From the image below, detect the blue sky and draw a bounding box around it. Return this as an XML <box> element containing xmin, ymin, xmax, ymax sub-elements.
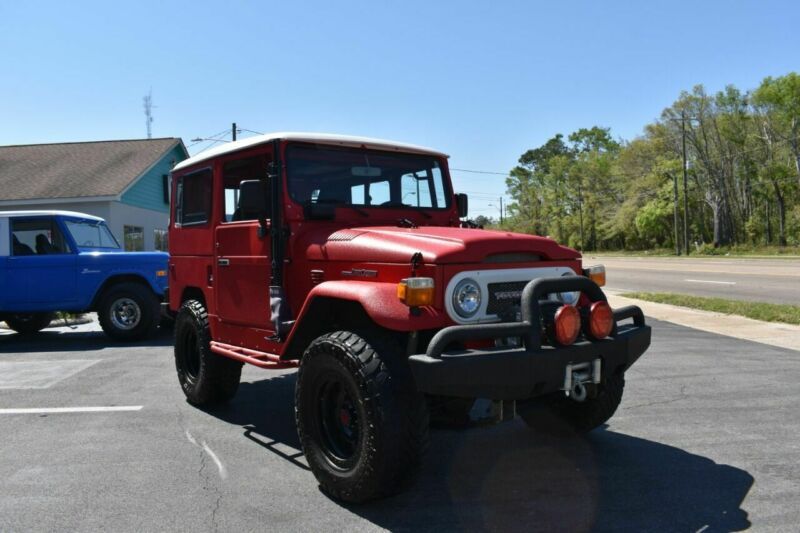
<box><xmin>1</xmin><ymin>1</ymin><xmax>798</xmax><ymax>217</ymax></box>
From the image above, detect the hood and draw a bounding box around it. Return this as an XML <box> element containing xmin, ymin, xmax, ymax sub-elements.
<box><xmin>303</xmin><ymin>226</ymin><xmax>580</xmax><ymax>264</ymax></box>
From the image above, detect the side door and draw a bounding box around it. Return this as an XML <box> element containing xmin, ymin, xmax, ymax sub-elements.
<box><xmin>214</xmin><ymin>152</ymin><xmax>273</xmax><ymax>331</ymax></box>
<box><xmin>6</xmin><ymin>216</ymin><xmax>78</xmax><ymax>308</ymax></box>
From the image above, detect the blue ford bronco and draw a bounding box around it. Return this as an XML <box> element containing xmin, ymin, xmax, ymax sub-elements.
<box><xmin>0</xmin><ymin>210</ymin><xmax>168</xmax><ymax>341</ymax></box>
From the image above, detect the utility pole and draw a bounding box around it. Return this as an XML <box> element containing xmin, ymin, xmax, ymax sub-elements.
<box><xmin>143</xmin><ymin>90</ymin><xmax>154</xmax><ymax>139</ymax></box>
<box><xmin>681</xmin><ymin>112</ymin><xmax>690</xmax><ymax>255</ymax></box>
<box><xmin>499</xmin><ymin>197</ymin><xmax>504</xmax><ymax>224</ymax></box>
<box><xmin>232</xmin><ymin>122</ymin><xmax>237</xmax><ymax>142</ymax></box>
<box><xmin>672</xmin><ymin>172</ymin><xmax>680</xmax><ymax>255</ymax></box>
<box><xmin>577</xmin><ymin>182</ymin><xmax>585</xmax><ymax>251</ymax></box>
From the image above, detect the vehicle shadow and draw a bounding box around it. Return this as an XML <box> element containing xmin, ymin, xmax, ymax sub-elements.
<box><xmin>203</xmin><ymin>374</ymin><xmax>754</xmax><ymax>532</ymax></box>
<box><xmin>0</xmin><ymin>327</ymin><xmax>174</xmax><ymax>353</ymax></box>
<box><xmin>202</xmin><ymin>372</ymin><xmax>307</xmax><ymax>469</ymax></box>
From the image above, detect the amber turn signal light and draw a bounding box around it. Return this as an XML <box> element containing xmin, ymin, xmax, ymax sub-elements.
<box><xmin>553</xmin><ymin>304</ymin><xmax>581</xmax><ymax>346</ymax></box>
<box><xmin>588</xmin><ymin>301</ymin><xmax>614</xmax><ymax>340</ymax></box>
<box><xmin>397</xmin><ymin>277</ymin><xmax>435</xmax><ymax>307</ymax></box>
<box><xmin>584</xmin><ymin>264</ymin><xmax>606</xmax><ymax>287</ymax></box>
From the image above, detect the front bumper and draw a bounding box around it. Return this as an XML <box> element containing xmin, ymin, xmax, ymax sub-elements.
<box><xmin>408</xmin><ymin>277</ymin><xmax>651</xmax><ymax>400</ymax></box>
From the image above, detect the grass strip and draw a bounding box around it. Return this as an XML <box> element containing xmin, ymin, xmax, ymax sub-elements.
<box><xmin>622</xmin><ymin>292</ymin><xmax>800</xmax><ymax>326</ymax></box>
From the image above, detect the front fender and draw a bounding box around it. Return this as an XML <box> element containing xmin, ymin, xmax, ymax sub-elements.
<box><xmin>296</xmin><ymin>280</ymin><xmax>449</xmax><ymax>332</ymax></box>
<box><xmin>78</xmin><ymin>253</ymin><xmax>168</xmax><ymax>308</ymax></box>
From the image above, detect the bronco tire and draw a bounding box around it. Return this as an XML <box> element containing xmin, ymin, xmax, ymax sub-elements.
<box><xmin>518</xmin><ymin>373</ymin><xmax>625</xmax><ymax>435</ymax></box>
<box><xmin>174</xmin><ymin>299</ymin><xmax>242</xmax><ymax>406</ymax></box>
<box><xmin>97</xmin><ymin>282</ymin><xmax>159</xmax><ymax>341</ymax></box>
<box><xmin>4</xmin><ymin>312</ymin><xmax>54</xmax><ymax>335</ymax></box>
<box><xmin>295</xmin><ymin>330</ymin><xmax>429</xmax><ymax>503</ymax></box>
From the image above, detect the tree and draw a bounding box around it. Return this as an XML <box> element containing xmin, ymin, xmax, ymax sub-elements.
<box><xmin>753</xmin><ymin>73</ymin><xmax>800</xmax><ymax>186</ymax></box>
<box><xmin>504</xmin><ymin>73</ymin><xmax>800</xmax><ymax>251</ymax></box>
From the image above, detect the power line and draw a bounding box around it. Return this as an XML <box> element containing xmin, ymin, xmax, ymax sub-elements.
<box><xmin>187</xmin><ymin>128</ymin><xmax>231</xmax><ymax>148</ymax></box>
<box><xmin>451</xmin><ymin>167</ymin><xmax>509</xmax><ymax>176</ymax></box>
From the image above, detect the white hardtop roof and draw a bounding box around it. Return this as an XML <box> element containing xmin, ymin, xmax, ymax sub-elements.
<box><xmin>0</xmin><ymin>210</ymin><xmax>105</xmax><ymax>222</ymax></box>
<box><xmin>173</xmin><ymin>132</ymin><xmax>449</xmax><ymax>172</ymax></box>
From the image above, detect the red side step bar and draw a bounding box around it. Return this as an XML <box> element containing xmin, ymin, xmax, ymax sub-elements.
<box><xmin>210</xmin><ymin>341</ymin><xmax>299</xmax><ymax>369</ymax></box>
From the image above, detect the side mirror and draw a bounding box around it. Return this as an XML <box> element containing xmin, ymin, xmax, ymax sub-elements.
<box><xmin>455</xmin><ymin>193</ymin><xmax>468</xmax><ymax>218</ymax></box>
<box><xmin>239</xmin><ymin>180</ymin><xmax>268</xmax><ymax>218</ymax></box>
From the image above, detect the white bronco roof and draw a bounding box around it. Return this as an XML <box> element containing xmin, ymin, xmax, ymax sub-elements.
<box><xmin>0</xmin><ymin>210</ymin><xmax>105</xmax><ymax>222</ymax></box>
<box><xmin>173</xmin><ymin>132</ymin><xmax>449</xmax><ymax>172</ymax></box>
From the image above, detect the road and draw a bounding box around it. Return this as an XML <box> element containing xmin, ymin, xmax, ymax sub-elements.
<box><xmin>1</xmin><ymin>320</ymin><xmax>799</xmax><ymax>532</ymax></box>
<box><xmin>586</xmin><ymin>255</ymin><xmax>800</xmax><ymax>305</ymax></box>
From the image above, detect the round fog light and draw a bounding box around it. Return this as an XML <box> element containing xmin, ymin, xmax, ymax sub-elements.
<box><xmin>553</xmin><ymin>305</ymin><xmax>581</xmax><ymax>346</ymax></box>
<box><xmin>588</xmin><ymin>301</ymin><xmax>614</xmax><ymax>340</ymax></box>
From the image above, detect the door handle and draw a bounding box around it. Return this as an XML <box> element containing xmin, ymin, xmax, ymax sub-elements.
<box><xmin>217</xmin><ymin>258</ymin><xmax>230</xmax><ymax>267</ymax></box>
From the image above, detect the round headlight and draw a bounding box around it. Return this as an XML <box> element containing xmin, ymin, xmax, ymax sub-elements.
<box><xmin>452</xmin><ymin>278</ymin><xmax>482</xmax><ymax>318</ymax></box>
<box><xmin>553</xmin><ymin>272</ymin><xmax>580</xmax><ymax>306</ymax></box>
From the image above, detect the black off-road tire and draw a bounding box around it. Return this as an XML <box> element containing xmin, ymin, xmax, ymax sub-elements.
<box><xmin>174</xmin><ymin>299</ymin><xmax>242</xmax><ymax>406</ymax></box>
<box><xmin>518</xmin><ymin>374</ymin><xmax>625</xmax><ymax>435</ymax></box>
<box><xmin>4</xmin><ymin>312</ymin><xmax>54</xmax><ymax>335</ymax></box>
<box><xmin>295</xmin><ymin>330</ymin><xmax>430</xmax><ymax>503</ymax></box>
<box><xmin>97</xmin><ymin>282</ymin><xmax>159</xmax><ymax>342</ymax></box>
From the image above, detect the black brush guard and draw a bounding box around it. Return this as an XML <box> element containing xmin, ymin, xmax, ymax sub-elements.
<box><xmin>408</xmin><ymin>276</ymin><xmax>651</xmax><ymax>400</ymax></box>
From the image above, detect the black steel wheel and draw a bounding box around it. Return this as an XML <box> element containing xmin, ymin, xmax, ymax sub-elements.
<box><xmin>174</xmin><ymin>299</ymin><xmax>242</xmax><ymax>406</ymax></box>
<box><xmin>296</xmin><ymin>330</ymin><xmax>429</xmax><ymax>503</ymax></box>
<box><xmin>316</xmin><ymin>373</ymin><xmax>361</xmax><ymax>466</ymax></box>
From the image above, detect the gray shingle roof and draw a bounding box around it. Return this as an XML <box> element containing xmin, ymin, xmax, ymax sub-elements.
<box><xmin>0</xmin><ymin>138</ymin><xmax>182</xmax><ymax>201</ymax></box>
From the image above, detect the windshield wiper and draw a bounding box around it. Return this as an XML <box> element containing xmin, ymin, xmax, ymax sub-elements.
<box><xmin>314</xmin><ymin>199</ymin><xmax>368</xmax><ymax>217</ymax></box>
<box><xmin>381</xmin><ymin>202</ymin><xmax>432</xmax><ymax>219</ymax></box>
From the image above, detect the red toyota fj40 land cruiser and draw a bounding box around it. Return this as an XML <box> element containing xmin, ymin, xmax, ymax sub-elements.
<box><xmin>168</xmin><ymin>133</ymin><xmax>650</xmax><ymax>502</ymax></box>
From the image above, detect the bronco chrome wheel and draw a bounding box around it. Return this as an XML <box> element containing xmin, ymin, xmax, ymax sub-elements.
<box><xmin>109</xmin><ymin>297</ymin><xmax>141</xmax><ymax>330</ymax></box>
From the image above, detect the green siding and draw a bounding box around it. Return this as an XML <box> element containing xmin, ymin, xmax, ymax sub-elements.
<box><xmin>121</xmin><ymin>144</ymin><xmax>187</xmax><ymax>213</ymax></box>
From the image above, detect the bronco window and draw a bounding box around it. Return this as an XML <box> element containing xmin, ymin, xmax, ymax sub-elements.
<box><xmin>64</xmin><ymin>219</ymin><xmax>120</xmax><ymax>249</ymax></box>
<box><xmin>286</xmin><ymin>144</ymin><xmax>451</xmax><ymax>210</ymax></box>
<box><xmin>11</xmin><ymin>218</ymin><xmax>70</xmax><ymax>255</ymax></box>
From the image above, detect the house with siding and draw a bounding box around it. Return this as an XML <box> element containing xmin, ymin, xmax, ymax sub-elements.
<box><xmin>0</xmin><ymin>138</ymin><xmax>188</xmax><ymax>250</ymax></box>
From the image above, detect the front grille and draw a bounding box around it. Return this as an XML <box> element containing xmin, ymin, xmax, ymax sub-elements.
<box><xmin>486</xmin><ymin>281</ymin><xmax>527</xmax><ymax>317</ymax></box>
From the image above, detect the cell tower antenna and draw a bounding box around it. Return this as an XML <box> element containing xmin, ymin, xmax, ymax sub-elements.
<box><xmin>143</xmin><ymin>89</ymin><xmax>155</xmax><ymax>139</ymax></box>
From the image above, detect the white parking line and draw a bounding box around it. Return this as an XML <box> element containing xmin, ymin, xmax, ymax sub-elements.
<box><xmin>0</xmin><ymin>406</ymin><xmax>143</xmax><ymax>415</ymax></box>
<box><xmin>684</xmin><ymin>279</ymin><xmax>736</xmax><ymax>285</ymax></box>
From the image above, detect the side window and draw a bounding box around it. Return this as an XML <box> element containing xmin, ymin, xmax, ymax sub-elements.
<box><xmin>222</xmin><ymin>154</ymin><xmax>271</xmax><ymax>222</ymax></box>
<box><xmin>124</xmin><ymin>225</ymin><xmax>145</xmax><ymax>251</ymax></box>
<box><xmin>431</xmin><ymin>164</ymin><xmax>447</xmax><ymax>208</ymax></box>
<box><xmin>11</xmin><ymin>218</ymin><xmax>70</xmax><ymax>255</ymax></box>
<box><xmin>366</xmin><ymin>181</ymin><xmax>390</xmax><ymax>205</ymax></box>
<box><xmin>351</xmin><ymin>184</ymin><xmax>365</xmax><ymax>204</ymax></box>
<box><xmin>401</xmin><ymin>172</ymin><xmax>433</xmax><ymax>207</ymax></box>
<box><xmin>399</xmin><ymin>166</ymin><xmax>446</xmax><ymax>208</ymax></box>
<box><xmin>177</xmin><ymin>169</ymin><xmax>212</xmax><ymax>225</ymax></box>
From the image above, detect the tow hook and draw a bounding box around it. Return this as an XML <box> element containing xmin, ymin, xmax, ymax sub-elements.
<box><xmin>563</xmin><ymin>359</ymin><xmax>602</xmax><ymax>402</ymax></box>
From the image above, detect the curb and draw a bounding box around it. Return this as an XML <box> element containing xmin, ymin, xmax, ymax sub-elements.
<box><xmin>606</xmin><ymin>291</ymin><xmax>800</xmax><ymax>353</ymax></box>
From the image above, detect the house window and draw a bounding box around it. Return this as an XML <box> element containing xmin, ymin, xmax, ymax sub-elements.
<box><xmin>154</xmin><ymin>229</ymin><xmax>168</xmax><ymax>251</ymax></box>
<box><xmin>176</xmin><ymin>168</ymin><xmax>212</xmax><ymax>225</ymax></box>
<box><xmin>124</xmin><ymin>225</ymin><xmax>145</xmax><ymax>251</ymax></box>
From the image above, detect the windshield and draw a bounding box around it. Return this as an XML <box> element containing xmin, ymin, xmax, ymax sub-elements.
<box><xmin>286</xmin><ymin>144</ymin><xmax>451</xmax><ymax>210</ymax></box>
<box><xmin>64</xmin><ymin>219</ymin><xmax>120</xmax><ymax>249</ymax></box>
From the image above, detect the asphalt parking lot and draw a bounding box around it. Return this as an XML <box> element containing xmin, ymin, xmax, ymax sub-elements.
<box><xmin>1</xmin><ymin>318</ymin><xmax>798</xmax><ymax>532</ymax></box>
